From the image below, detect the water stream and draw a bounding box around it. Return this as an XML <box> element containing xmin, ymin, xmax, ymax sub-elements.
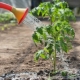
<box><xmin>22</xmin><ymin>13</ymin><xmax>44</xmax><ymax>30</ymax></box>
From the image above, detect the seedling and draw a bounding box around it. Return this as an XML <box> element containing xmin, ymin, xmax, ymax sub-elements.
<box><xmin>30</xmin><ymin>0</ymin><xmax>75</xmax><ymax>72</ymax></box>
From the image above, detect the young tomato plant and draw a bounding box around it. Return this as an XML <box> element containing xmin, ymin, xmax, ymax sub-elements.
<box><xmin>30</xmin><ymin>0</ymin><xmax>75</xmax><ymax>72</ymax></box>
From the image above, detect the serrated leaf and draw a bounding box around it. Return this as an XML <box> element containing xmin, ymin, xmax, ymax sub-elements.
<box><xmin>32</xmin><ymin>32</ymin><xmax>40</xmax><ymax>43</ymax></box>
<box><xmin>43</xmin><ymin>32</ymin><xmax>47</xmax><ymax>40</ymax></box>
<box><xmin>55</xmin><ymin>42</ymin><xmax>60</xmax><ymax>53</ymax></box>
<box><xmin>34</xmin><ymin>50</ymin><xmax>49</xmax><ymax>60</ymax></box>
<box><xmin>44</xmin><ymin>47</ymin><xmax>49</xmax><ymax>53</ymax></box>
<box><xmin>34</xmin><ymin>50</ymin><xmax>44</xmax><ymax>60</ymax></box>
<box><xmin>46</xmin><ymin>25</ymin><xmax>52</xmax><ymax>34</ymax></box>
<box><xmin>60</xmin><ymin>41</ymin><xmax>68</xmax><ymax>53</ymax></box>
<box><xmin>36</xmin><ymin>27</ymin><xmax>43</xmax><ymax>35</ymax></box>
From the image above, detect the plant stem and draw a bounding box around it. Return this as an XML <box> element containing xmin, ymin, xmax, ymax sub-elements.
<box><xmin>52</xmin><ymin>44</ymin><xmax>56</xmax><ymax>72</ymax></box>
<box><xmin>53</xmin><ymin>47</ymin><xmax>56</xmax><ymax>71</ymax></box>
<box><xmin>50</xmin><ymin>16</ymin><xmax>53</xmax><ymax>25</ymax></box>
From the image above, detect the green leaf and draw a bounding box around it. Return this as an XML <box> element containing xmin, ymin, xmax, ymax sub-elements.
<box><xmin>40</xmin><ymin>53</ymin><xmax>46</xmax><ymax>59</ymax></box>
<box><xmin>61</xmin><ymin>71</ymin><xmax>68</xmax><ymax>77</ymax></box>
<box><xmin>46</xmin><ymin>25</ymin><xmax>52</xmax><ymax>34</ymax></box>
<box><xmin>34</xmin><ymin>50</ymin><xmax>49</xmax><ymax>60</ymax></box>
<box><xmin>32</xmin><ymin>32</ymin><xmax>40</xmax><ymax>43</ymax></box>
<box><xmin>36</xmin><ymin>27</ymin><xmax>43</xmax><ymax>35</ymax></box>
<box><xmin>70</xmin><ymin>28</ymin><xmax>75</xmax><ymax>38</ymax></box>
<box><xmin>34</xmin><ymin>50</ymin><xmax>44</xmax><ymax>60</ymax></box>
<box><xmin>64</xmin><ymin>35</ymin><xmax>70</xmax><ymax>42</ymax></box>
<box><xmin>44</xmin><ymin>47</ymin><xmax>49</xmax><ymax>53</ymax></box>
<box><xmin>36</xmin><ymin>27</ymin><xmax>47</xmax><ymax>40</ymax></box>
<box><xmin>55</xmin><ymin>42</ymin><xmax>60</xmax><ymax>53</ymax></box>
<box><xmin>43</xmin><ymin>32</ymin><xmax>47</xmax><ymax>40</ymax></box>
<box><xmin>46</xmin><ymin>43</ymin><xmax>54</xmax><ymax>55</ymax></box>
<box><xmin>60</xmin><ymin>40</ymin><xmax>68</xmax><ymax>53</ymax></box>
<box><xmin>40</xmin><ymin>52</ymin><xmax>49</xmax><ymax>59</ymax></box>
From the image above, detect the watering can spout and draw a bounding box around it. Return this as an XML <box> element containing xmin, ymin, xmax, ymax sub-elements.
<box><xmin>0</xmin><ymin>2</ymin><xmax>29</xmax><ymax>24</ymax></box>
<box><xmin>11</xmin><ymin>8</ymin><xmax>28</xmax><ymax>24</ymax></box>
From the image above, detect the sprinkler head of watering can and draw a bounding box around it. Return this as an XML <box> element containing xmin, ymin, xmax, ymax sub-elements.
<box><xmin>11</xmin><ymin>7</ymin><xmax>28</xmax><ymax>24</ymax></box>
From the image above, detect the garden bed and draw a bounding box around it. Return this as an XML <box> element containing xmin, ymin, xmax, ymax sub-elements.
<box><xmin>0</xmin><ymin>20</ymin><xmax>80</xmax><ymax>80</ymax></box>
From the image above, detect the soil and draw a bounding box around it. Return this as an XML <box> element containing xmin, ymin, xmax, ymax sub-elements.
<box><xmin>0</xmin><ymin>19</ymin><xmax>80</xmax><ymax>80</ymax></box>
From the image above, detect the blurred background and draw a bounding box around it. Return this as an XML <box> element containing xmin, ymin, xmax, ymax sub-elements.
<box><xmin>0</xmin><ymin>0</ymin><xmax>80</xmax><ymax>15</ymax></box>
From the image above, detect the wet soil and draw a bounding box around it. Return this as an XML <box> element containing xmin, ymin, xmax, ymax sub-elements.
<box><xmin>0</xmin><ymin>20</ymin><xmax>80</xmax><ymax>80</ymax></box>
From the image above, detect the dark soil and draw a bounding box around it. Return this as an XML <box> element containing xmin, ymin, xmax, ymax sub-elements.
<box><xmin>0</xmin><ymin>20</ymin><xmax>80</xmax><ymax>80</ymax></box>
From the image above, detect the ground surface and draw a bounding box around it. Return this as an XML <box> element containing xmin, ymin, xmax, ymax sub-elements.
<box><xmin>0</xmin><ymin>23</ymin><xmax>34</xmax><ymax>75</ymax></box>
<box><xmin>0</xmin><ymin>20</ymin><xmax>80</xmax><ymax>79</ymax></box>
